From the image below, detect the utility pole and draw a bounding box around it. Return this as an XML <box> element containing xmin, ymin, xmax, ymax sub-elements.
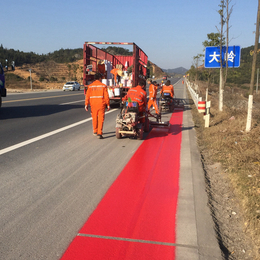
<box><xmin>218</xmin><ymin>1</ymin><xmax>225</xmax><ymax>112</ymax></box>
<box><xmin>246</xmin><ymin>0</ymin><xmax>260</xmax><ymax>132</ymax></box>
<box><xmin>256</xmin><ymin>68</ymin><xmax>259</xmax><ymax>94</ymax></box>
<box><xmin>29</xmin><ymin>69</ymin><xmax>32</xmax><ymax>90</ymax></box>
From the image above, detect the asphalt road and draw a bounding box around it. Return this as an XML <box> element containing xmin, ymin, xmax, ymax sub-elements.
<box><xmin>0</xmin><ymin>80</ymin><xmax>181</xmax><ymax>259</ymax></box>
<box><xmin>0</xmin><ymin>78</ymin><xmax>221</xmax><ymax>260</ymax></box>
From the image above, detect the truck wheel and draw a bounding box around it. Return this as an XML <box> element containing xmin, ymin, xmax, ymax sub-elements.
<box><xmin>137</xmin><ymin>126</ymin><xmax>143</xmax><ymax>140</ymax></box>
<box><xmin>116</xmin><ymin>127</ymin><xmax>122</xmax><ymax>139</ymax></box>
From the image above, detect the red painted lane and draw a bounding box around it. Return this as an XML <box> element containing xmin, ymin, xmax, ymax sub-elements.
<box><xmin>61</xmin><ymin>109</ymin><xmax>183</xmax><ymax>260</ymax></box>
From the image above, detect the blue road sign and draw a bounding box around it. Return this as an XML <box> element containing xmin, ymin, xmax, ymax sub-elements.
<box><xmin>204</xmin><ymin>46</ymin><xmax>241</xmax><ymax>68</ymax></box>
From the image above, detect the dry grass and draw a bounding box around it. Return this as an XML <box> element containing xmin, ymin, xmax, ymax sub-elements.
<box><xmin>190</xmin><ymin>80</ymin><xmax>260</xmax><ymax>258</ymax></box>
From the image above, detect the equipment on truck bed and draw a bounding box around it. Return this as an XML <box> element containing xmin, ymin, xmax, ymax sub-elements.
<box><xmin>83</xmin><ymin>42</ymin><xmax>148</xmax><ymax>104</ymax></box>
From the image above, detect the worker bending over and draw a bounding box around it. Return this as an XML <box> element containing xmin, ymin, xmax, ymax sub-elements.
<box><xmin>123</xmin><ymin>79</ymin><xmax>147</xmax><ymax>123</ymax></box>
<box><xmin>161</xmin><ymin>80</ymin><xmax>174</xmax><ymax>98</ymax></box>
<box><xmin>85</xmin><ymin>73</ymin><xmax>110</xmax><ymax>139</ymax></box>
<box><xmin>147</xmin><ymin>79</ymin><xmax>159</xmax><ymax>114</ymax></box>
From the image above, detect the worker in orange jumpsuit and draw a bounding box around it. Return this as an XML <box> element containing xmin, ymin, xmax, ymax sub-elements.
<box><xmin>123</xmin><ymin>79</ymin><xmax>147</xmax><ymax>123</ymax></box>
<box><xmin>85</xmin><ymin>73</ymin><xmax>110</xmax><ymax>139</ymax></box>
<box><xmin>161</xmin><ymin>80</ymin><xmax>174</xmax><ymax>98</ymax></box>
<box><xmin>147</xmin><ymin>79</ymin><xmax>159</xmax><ymax>114</ymax></box>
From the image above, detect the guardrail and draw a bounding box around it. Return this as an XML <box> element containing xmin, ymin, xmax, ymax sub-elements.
<box><xmin>186</xmin><ymin>80</ymin><xmax>202</xmax><ymax>107</ymax></box>
<box><xmin>186</xmin><ymin>79</ymin><xmax>211</xmax><ymax>128</ymax></box>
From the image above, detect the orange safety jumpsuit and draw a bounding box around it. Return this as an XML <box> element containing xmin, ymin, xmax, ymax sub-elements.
<box><xmin>123</xmin><ymin>85</ymin><xmax>147</xmax><ymax>123</ymax></box>
<box><xmin>85</xmin><ymin>80</ymin><xmax>110</xmax><ymax>135</ymax></box>
<box><xmin>161</xmin><ymin>84</ymin><xmax>174</xmax><ymax>98</ymax></box>
<box><xmin>110</xmin><ymin>68</ymin><xmax>120</xmax><ymax>84</ymax></box>
<box><xmin>147</xmin><ymin>83</ymin><xmax>159</xmax><ymax>114</ymax></box>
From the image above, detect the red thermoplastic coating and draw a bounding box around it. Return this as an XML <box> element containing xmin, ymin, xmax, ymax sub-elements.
<box><xmin>61</xmin><ymin>109</ymin><xmax>183</xmax><ymax>260</ymax></box>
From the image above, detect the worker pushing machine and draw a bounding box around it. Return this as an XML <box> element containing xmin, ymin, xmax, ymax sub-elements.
<box><xmin>161</xmin><ymin>80</ymin><xmax>174</xmax><ymax>99</ymax></box>
<box><xmin>147</xmin><ymin>79</ymin><xmax>159</xmax><ymax>114</ymax></box>
<box><xmin>123</xmin><ymin>79</ymin><xmax>147</xmax><ymax>123</ymax></box>
<box><xmin>85</xmin><ymin>73</ymin><xmax>110</xmax><ymax>139</ymax></box>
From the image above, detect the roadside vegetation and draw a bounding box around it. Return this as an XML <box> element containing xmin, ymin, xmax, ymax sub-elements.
<box><xmin>187</xmin><ymin>43</ymin><xmax>260</xmax><ymax>259</ymax></box>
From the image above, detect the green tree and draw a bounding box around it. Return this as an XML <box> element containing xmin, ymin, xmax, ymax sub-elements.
<box><xmin>202</xmin><ymin>33</ymin><xmax>222</xmax><ymax>47</ymax></box>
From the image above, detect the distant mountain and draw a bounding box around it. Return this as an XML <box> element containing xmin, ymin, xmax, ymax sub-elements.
<box><xmin>163</xmin><ymin>67</ymin><xmax>188</xmax><ymax>75</ymax></box>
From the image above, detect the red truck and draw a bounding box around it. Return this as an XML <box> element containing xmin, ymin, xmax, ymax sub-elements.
<box><xmin>83</xmin><ymin>42</ymin><xmax>148</xmax><ymax>103</ymax></box>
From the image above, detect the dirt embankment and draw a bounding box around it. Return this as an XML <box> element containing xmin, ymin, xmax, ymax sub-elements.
<box><xmin>189</xmin><ymin>80</ymin><xmax>260</xmax><ymax>259</ymax></box>
<box><xmin>5</xmin><ymin>60</ymin><xmax>84</xmax><ymax>92</ymax></box>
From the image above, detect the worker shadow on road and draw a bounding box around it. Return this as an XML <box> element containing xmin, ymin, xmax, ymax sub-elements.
<box><xmin>103</xmin><ymin>131</ymin><xmax>116</xmax><ymax>139</ymax></box>
<box><xmin>0</xmin><ymin>104</ymin><xmax>84</xmax><ymax>120</ymax></box>
<box><xmin>173</xmin><ymin>98</ymin><xmax>192</xmax><ymax>110</ymax></box>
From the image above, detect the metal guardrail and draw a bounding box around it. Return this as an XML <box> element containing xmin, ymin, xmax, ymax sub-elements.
<box><xmin>186</xmin><ymin>79</ymin><xmax>211</xmax><ymax>128</ymax></box>
<box><xmin>186</xmin><ymin>80</ymin><xmax>202</xmax><ymax>108</ymax></box>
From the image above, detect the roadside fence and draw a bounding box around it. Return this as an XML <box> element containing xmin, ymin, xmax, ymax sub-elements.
<box><xmin>186</xmin><ymin>79</ymin><xmax>211</xmax><ymax>128</ymax></box>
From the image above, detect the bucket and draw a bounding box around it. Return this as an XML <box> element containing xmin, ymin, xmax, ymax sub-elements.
<box><xmin>120</xmin><ymin>79</ymin><xmax>127</xmax><ymax>87</ymax></box>
<box><xmin>114</xmin><ymin>88</ymin><xmax>120</xmax><ymax>97</ymax></box>
<box><xmin>108</xmin><ymin>79</ymin><xmax>113</xmax><ymax>86</ymax></box>
<box><xmin>102</xmin><ymin>79</ymin><xmax>108</xmax><ymax>85</ymax></box>
<box><xmin>127</xmin><ymin>80</ymin><xmax>132</xmax><ymax>87</ymax></box>
<box><xmin>198</xmin><ymin>101</ymin><xmax>206</xmax><ymax>113</ymax></box>
<box><xmin>108</xmin><ymin>88</ymin><xmax>114</xmax><ymax>98</ymax></box>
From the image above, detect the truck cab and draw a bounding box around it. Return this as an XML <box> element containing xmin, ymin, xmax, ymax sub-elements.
<box><xmin>0</xmin><ymin>63</ymin><xmax>7</xmax><ymax>108</ymax></box>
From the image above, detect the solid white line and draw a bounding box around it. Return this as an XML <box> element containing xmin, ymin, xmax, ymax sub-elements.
<box><xmin>0</xmin><ymin>109</ymin><xmax>117</xmax><ymax>156</ymax></box>
<box><xmin>59</xmin><ymin>100</ymin><xmax>84</xmax><ymax>105</ymax></box>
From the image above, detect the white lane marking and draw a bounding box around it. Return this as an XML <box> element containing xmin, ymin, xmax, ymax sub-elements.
<box><xmin>3</xmin><ymin>93</ymin><xmax>82</xmax><ymax>103</ymax></box>
<box><xmin>59</xmin><ymin>100</ymin><xmax>84</xmax><ymax>105</ymax></box>
<box><xmin>0</xmin><ymin>109</ymin><xmax>117</xmax><ymax>156</ymax></box>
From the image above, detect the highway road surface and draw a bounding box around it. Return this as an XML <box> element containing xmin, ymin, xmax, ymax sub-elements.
<box><xmin>0</xmin><ymin>79</ymin><xmax>222</xmax><ymax>259</ymax></box>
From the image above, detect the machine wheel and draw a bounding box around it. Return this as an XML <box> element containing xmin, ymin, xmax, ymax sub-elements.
<box><xmin>137</xmin><ymin>126</ymin><xmax>144</xmax><ymax>140</ymax></box>
<box><xmin>170</xmin><ymin>103</ymin><xmax>174</xmax><ymax>112</ymax></box>
<box><xmin>144</xmin><ymin>116</ymin><xmax>150</xmax><ymax>132</ymax></box>
<box><xmin>156</xmin><ymin>113</ymin><xmax>161</xmax><ymax>122</ymax></box>
<box><xmin>159</xmin><ymin>104</ymin><xmax>162</xmax><ymax>113</ymax></box>
<box><xmin>116</xmin><ymin>127</ymin><xmax>122</xmax><ymax>139</ymax></box>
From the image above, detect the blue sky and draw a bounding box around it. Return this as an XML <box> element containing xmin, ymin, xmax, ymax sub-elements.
<box><xmin>1</xmin><ymin>0</ymin><xmax>257</xmax><ymax>69</ymax></box>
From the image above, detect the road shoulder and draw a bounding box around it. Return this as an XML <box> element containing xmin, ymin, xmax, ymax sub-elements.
<box><xmin>176</xmin><ymin>82</ymin><xmax>222</xmax><ymax>260</ymax></box>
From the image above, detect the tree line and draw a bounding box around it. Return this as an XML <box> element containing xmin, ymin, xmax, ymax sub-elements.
<box><xmin>0</xmin><ymin>45</ymin><xmax>83</xmax><ymax>67</ymax></box>
<box><xmin>0</xmin><ymin>45</ymin><xmax>135</xmax><ymax>68</ymax></box>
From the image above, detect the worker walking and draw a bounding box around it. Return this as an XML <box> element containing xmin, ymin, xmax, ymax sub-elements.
<box><xmin>85</xmin><ymin>73</ymin><xmax>110</xmax><ymax>139</ymax></box>
<box><xmin>147</xmin><ymin>79</ymin><xmax>159</xmax><ymax>114</ymax></box>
